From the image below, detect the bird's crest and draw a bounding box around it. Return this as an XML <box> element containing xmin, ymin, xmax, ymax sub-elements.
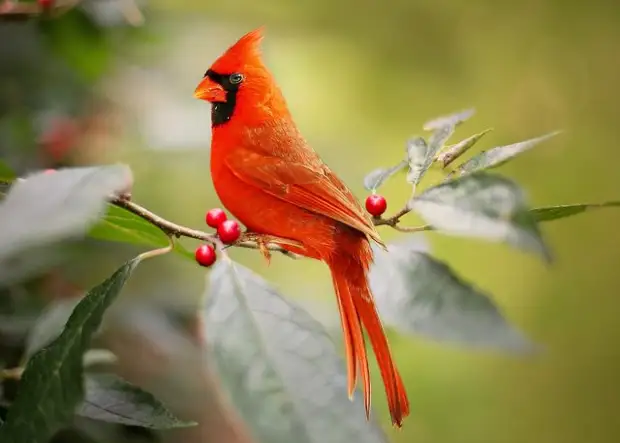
<box><xmin>210</xmin><ymin>27</ymin><xmax>265</xmax><ymax>74</ymax></box>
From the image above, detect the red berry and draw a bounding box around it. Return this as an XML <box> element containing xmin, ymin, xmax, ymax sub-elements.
<box><xmin>206</xmin><ymin>208</ymin><xmax>227</xmax><ymax>228</ymax></box>
<box><xmin>365</xmin><ymin>194</ymin><xmax>387</xmax><ymax>217</ymax></box>
<box><xmin>195</xmin><ymin>244</ymin><xmax>216</xmax><ymax>267</ymax></box>
<box><xmin>38</xmin><ymin>0</ymin><xmax>53</xmax><ymax>9</ymax></box>
<box><xmin>43</xmin><ymin>169</ymin><xmax>56</xmax><ymax>174</ymax></box>
<box><xmin>217</xmin><ymin>220</ymin><xmax>241</xmax><ymax>244</ymax></box>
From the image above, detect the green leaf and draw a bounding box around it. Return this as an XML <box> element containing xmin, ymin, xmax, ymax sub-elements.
<box><xmin>456</xmin><ymin>131</ymin><xmax>560</xmax><ymax>175</ymax></box>
<box><xmin>530</xmin><ymin>201</ymin><xmax>620</xmax><ymax>222</ymax></box>
<box><xmin>88</xmin><ymin>205</ymin><xmax>194</xmax><ymax>260</ymax></box>
<box><xmin>0</xmin><ymin>165</ymin><xmax>133</xmax><ymax>284</ymax></box>
<box><xmin>203</xmin><ymin>260</ymin><xmax>387</xmax><ymax>443</ymax></box>
<box><xmin>77</xmin><ymin>373</ymin><xmax>196</xmax><ymax>429</ymax></box>
<box><xmin>0</xmin><ymin>257</ymin><xmax>142</xmax><ymax>443</ymax></box>
<box><xmin>410</xmin><ymin>173</ymin><xmax>550</xmax><ymax>261</ymax></box>
<box><xmin>25</xmin><ymin>297</ymin><xmax>81</xmax><ymax>358</ymax></box>
<box><xmin>88</xmin><ymin>204</ymin><xmax>168</xmax><ymax>247</ymax></box>
<box><xmin>407</xmin><ymin>125</ymin><xmax>455</xmax><ymax>185</ymax></box>
<box><xmin>436</xmin><ymin>128</ymin><xmax>493</xmax><ymax>167</ymax></box>
<box><xmin>363</xmin><ymin>160</ymin><xmax>407</xmax><ymax>191</ymax></box>
<box><xmin>0</xmin><ymin>160</ymin><xmax>16</xmax><ymax>182</ymax></box>
<box><xmin>423</xmin><ymin>108</ymin><xmax>475</xmax><ymax>131</ymax></box>
<box><xmin>370</xmin><ymin>239</ymin><xmax>535</xmax><ymax>352</ymax></box>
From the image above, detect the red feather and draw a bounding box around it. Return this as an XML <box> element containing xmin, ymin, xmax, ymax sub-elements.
<box><xmin>196</xmin><ymin>27</ymin><xmax>410</xmax><ymax>427</ymax></box>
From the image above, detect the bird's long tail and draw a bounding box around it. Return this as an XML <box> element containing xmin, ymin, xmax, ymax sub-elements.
<box><xmin>328</xmin><ymin>244</ymin><xmax>410</xmax><ymax>427</ymax></box>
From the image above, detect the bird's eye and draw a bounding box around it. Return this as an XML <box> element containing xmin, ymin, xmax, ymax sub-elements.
<box><xmin>229</xmin><ymin>73</ymin><xmax>244</xmax><ymax>85</ymax></box>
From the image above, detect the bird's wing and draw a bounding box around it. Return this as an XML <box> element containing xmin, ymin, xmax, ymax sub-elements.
<box><xmin>225</xmin><ymin>148</ymin><xmax>384</xmax><ymax>247</ymax></box>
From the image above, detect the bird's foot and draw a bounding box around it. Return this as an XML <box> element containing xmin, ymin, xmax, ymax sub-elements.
<box><xmin>240</xmin><ymin>232</ymin><xmax>304</xmax><ymax>263</ymax></box>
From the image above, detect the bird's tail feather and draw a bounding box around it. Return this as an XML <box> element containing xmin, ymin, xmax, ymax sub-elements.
<box><xmin>329</xmin><ymin>253</ymin><xmax>410</xmax><ymax>427</ymax></box>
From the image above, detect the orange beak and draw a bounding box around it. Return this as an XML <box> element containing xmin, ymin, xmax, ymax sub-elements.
<box><xmin>194</xmin><ymin>77</ymin><xmax>227</xmax><ymax>102</ymax></box>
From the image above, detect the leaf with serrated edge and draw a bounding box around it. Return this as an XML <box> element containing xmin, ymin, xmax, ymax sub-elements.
<box><xmin>436</xmin><ymin>129</ymin><xmax>493</xmax><ymax>167</ymax></box>
<box><xmin>363</xmin><ymin>160</ymin><xmax>407</xmax><ymax>191</ymax></box>
<box><xmin>77</xmin><ymin>373</ymin><xmax>195</xmax><ymax>429</ymax></box>
<box><xmin>203</xmin><ymin>260</ymin><xmax>387</xmax><ymax>443</ymax></box>
<box><xmin>370</xmin><ymin>239</ymin><xmax>535</xmax><ymax>352</ymax></box>
<box><xmin>423</xmin><ymin>108</ymin><xmax>475</xmax><ymax>131</ymax></box>
<box><xmin>457</xmin><ymin>131</ymin><xmax>560</xmax><ymax>174</ymax></box>
<box><xmin>410</xmin><ymin>173</ymin><xmax>550</xmax><ymax>261</ymax></box>
<box><xmin>0</xmin><ymin>160</ymin><xmax>16</xmax><ymax>182</ymax></box>
<box><xmin>0</xmin><ymin>165</ymin><xmax>133</xmax><ymax>283</ymax></box>
<box><xmin>530</xmin><ymin>201</ymin><xmax>620</xmax><ymax>222</ymax></box>
<box><xmin>0</xmin><ymin>257</ymin><xmax>142</xmax><ymax>442</ymax></box>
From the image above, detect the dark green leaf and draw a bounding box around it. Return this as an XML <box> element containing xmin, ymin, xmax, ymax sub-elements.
<box><xmin>25</xmin><ymin>296</ymin><xmax>80</xmax><ymax>358</ymax></box>
<box><xmin>0</xmin><ymin>160</ymin><xmax>16</xmax><ymax>182</ymax></box>
<box><xmin>0</xmin><ymin>165</ymin><xmax>133</xmax><ymax>283</ymax></box>
<box><xmin>363</xmin><ymin>160</ymin><xmax>407</xmax><ymax>191</ymax></box>
<box><xmin>0</xmin><ymin>258</ymin><xmax>142</xmax><ymax>442</ymax></box>
<box><xmin>436</xmin><ymin>128</ymin><xmax>493</xmax><ymax>167</ymax></box>
<box><xmin>77</xmin><ymin>373</ymin><xmax>196</xmax><ymax>429</ymax></box>
<box><xmin>370</xmin><ymin>239</ymin><xmax>535</xmax><ymax>352</ymax></box>
<box><xmin>423</xmin><ymin>108</ymin><xmax>475</xmax><ymax>131</ymax></box>
<box><xmin>530</xmin><ymin>201</ymin><xmax>620</xmax><ymax>222</ymax></box>
<box><xmin>203</xmin><ymin>260</ymin><xmax>387</xmax><ymax>443</ymax></box>
<box><xmin>456</xmin><ymin>131</ymin><xmax>560</xmax><ymax>174</ymax></box>
<box><xmin>410</xmin><ymin>173</ymin><xmax>550</xmax><ymax>261</ymax></box>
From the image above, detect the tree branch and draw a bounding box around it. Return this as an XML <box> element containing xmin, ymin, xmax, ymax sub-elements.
<box><xmin>0</xmin><ymin>178</ymin><xmax>429</xmax><ymax>259</ymax></box>
<box><xmin>110</xmin><ymin>193</ymin><xmax>429</xmax><ymax>258</ymax></box>
<box><xmin>111</xmin><ymin>196</ymin><xmax>302</xmax><ymax>259</ymax></box>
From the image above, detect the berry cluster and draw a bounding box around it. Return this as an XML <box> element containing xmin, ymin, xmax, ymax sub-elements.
<box><xmin>194</xmin><ymin>208</ymin><xmax>241</xmax><ymax>267</ymax></box>
<box><xmin>195</xmin><ymin>195</ymin><xmax>386</xmax><ymax>268</ymax></box>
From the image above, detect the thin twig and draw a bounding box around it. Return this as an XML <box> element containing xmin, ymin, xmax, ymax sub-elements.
<box><xmin>0</xmin><ymin>367</ymin><xmax>23</xmax><ymax>380</ymax></box>
<box><xmin>111</xmin><ymin>196</ymin><xmax>301</xmax><ymax>258</ymax></box>
<box><xmin>392</xmin><ymin>224</ymin><xmax>431</xmax><ymax>233</ymax></box>
<box><xmin>373</xmin><ymin>206</ymin><xmax>412</xmax><ymax>227</ymax></box>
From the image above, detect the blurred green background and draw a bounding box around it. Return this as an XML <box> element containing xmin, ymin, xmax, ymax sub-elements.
<box><xmin>2</xmin><ymin>0</ymin><xmax>620</xmax><ymax>442</ymax></box>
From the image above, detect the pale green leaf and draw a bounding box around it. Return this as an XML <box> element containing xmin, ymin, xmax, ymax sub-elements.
<box><xmin>203</xmin><ymin>260</ymin><xmax>387</xmax><ymax>443</ymax></box>
<box><xmin>530</xmin><ymin>201</ymin><xmax>620</xmax><ymax>222</ymax></box>
<box><xmin>0</xmin><ymin>165</ymin><xmax>133</xmax><ymax>284</ymax></box>
<box><xmin>410</xmin><ymin>173</ymin><xmax>550</xmax><ymax>261</ymax></box>
<box><xmin>457</xmin><ymin>131</ymin><xmax>560</xmax><ymax>174</ymax></box>
<box><xmin>370</xmin><ymin>239</ymin><xmax>535</xmax><ymax>352</ymax></box>
<box><xmin>436</xmin><ymin>128</ymin><xmax>493</xmax><ymax>167</ymax></box>
<box><xmin>423</xmin><ymin>108</ymin><xmax>475</xmax><ymax>131</ymax></box>
<box><xmin>363</xmin><ymin>160</ymin><xmax>407</xmax><ymax>191</ymax></box>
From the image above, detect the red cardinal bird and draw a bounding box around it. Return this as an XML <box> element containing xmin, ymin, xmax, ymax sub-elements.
<box><xmin>194</xmin><ymin>27</ymin><xmax>410</xmax><ymax>427</ymax></box>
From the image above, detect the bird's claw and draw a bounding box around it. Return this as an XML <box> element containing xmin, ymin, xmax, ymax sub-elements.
<box><xmin>241</xmin><ymin>232</ymin><xmax>303</xmax><ymax>264</ymax></box>
<box><xmin>256</xmin><ymin>238</ymin><xmax>272</xmax><ymax>265</ymax></box>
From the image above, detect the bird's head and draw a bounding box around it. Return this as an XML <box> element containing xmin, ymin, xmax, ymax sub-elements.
<box><xmin>194</xmin><ymin>27</ymin><xmax>285</xmax><ymax>126</ymax></box>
